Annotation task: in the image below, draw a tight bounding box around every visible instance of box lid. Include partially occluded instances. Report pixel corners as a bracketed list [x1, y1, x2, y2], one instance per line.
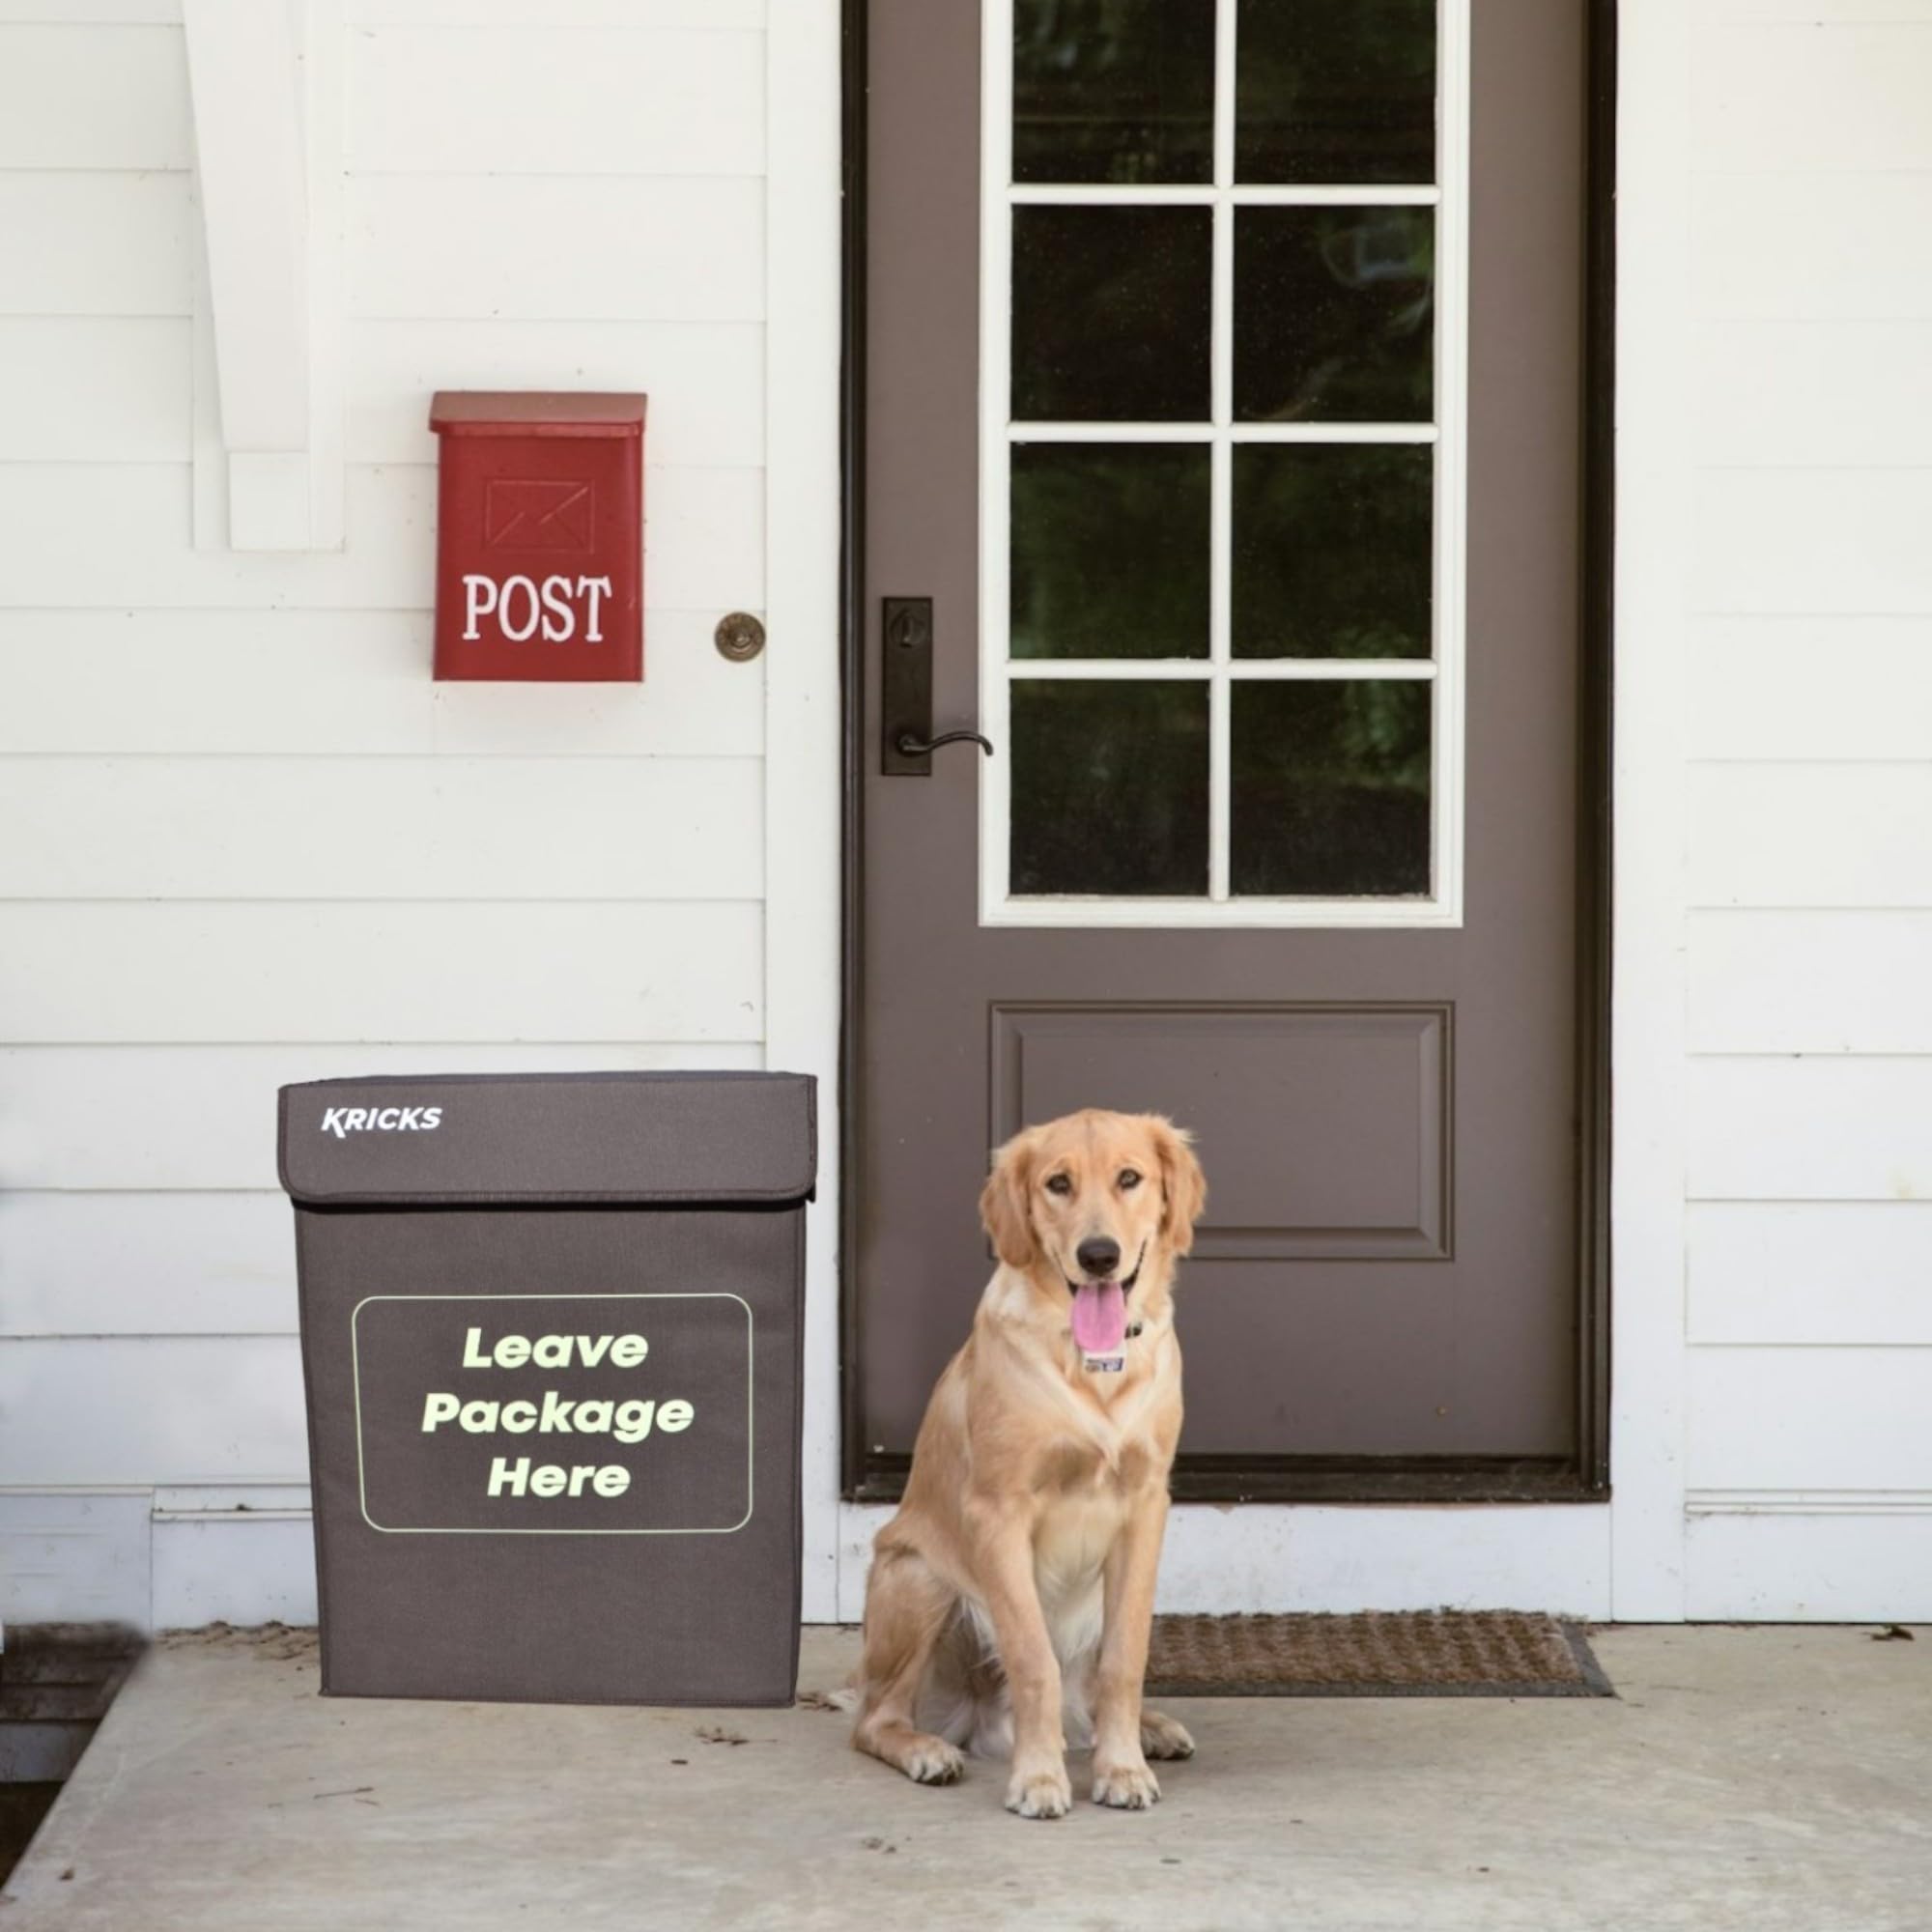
[428, 391, 647, 439]
[278, 1071, 814, 1207]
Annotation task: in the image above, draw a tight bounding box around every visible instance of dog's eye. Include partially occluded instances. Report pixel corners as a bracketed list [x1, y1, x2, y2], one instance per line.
[1119, 1169, 1142, 1190]
[1044, 1174, 1072, 1197]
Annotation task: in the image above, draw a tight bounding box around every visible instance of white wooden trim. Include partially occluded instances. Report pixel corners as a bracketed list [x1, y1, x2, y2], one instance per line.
[0, 1492, 154, 1632]
[1608, 0, 1693, 1620]
[183, 0, 308, 449]
[1684, 1513, 1932, 1624]
[1010, 185, 1441, 208]
[1005, 659, 1437, 681]
[1238, 422, 1440, 443]
[764, 0, 844, 1624]
[978, 0, 1468, 932]
[184, 0, 342, 551]
[1208, 0, 1235, 907]
[979, 3, 1016, 938]
[1008, 422, 1440, 443]
[979, 893, 1454, 932]
[839, 1500, 1610, 1621]
[304, 0, 346, 551]
[1687, 1490, 1932, 1518]
[1431, 0, 1469, 935]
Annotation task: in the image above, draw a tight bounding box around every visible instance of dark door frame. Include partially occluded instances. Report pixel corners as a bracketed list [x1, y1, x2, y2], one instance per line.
[838, 0, 1617, 1506]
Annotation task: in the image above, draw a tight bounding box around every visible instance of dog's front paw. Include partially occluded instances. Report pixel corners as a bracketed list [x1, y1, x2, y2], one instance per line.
[1005, 1763, 1073, 1820]
[1092, 1757, 1161, 1810]
[903, 1738, 965, 1785]
[1140, 1709, 1196, 1760]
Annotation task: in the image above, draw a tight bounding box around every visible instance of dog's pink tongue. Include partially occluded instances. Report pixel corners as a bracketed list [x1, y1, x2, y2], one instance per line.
[1071, 1280, 1127, 1355]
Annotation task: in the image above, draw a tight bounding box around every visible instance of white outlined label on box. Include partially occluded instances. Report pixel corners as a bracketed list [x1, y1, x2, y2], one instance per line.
[350, 1293, 753, 1536]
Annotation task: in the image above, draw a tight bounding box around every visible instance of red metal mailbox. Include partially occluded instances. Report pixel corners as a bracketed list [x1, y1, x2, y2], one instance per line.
[430, 391, 645, 682]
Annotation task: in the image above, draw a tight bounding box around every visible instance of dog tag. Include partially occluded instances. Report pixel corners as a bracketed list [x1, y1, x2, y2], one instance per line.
[1083, 1351, 1126, 1375]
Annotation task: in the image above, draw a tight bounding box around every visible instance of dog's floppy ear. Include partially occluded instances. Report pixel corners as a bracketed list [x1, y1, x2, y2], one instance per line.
[980, 1128, 1037, 1269]
[1151, 1118, 1206, 1257]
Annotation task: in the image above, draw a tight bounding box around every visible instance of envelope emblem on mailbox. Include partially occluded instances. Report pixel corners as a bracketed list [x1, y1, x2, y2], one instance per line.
[485, 478, 595, 552]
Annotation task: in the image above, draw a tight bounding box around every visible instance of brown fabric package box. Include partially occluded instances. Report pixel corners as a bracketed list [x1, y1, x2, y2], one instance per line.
[278, 1071, 815, 1707]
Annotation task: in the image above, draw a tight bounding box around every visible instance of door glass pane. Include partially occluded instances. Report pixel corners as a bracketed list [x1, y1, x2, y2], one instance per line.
[1012, 207, 1213, 421]
[1233, 444, 1433, 660]
[1235, 208, 1435, 424]
[1011, 679, 1209, 895]
[1011, 443, 1210, 659]
[1231, 680, 1432, 896]
[989, 0, 1464, 920]
[1013, 0, 1216, 185]
[1235, 0, 1437, 185]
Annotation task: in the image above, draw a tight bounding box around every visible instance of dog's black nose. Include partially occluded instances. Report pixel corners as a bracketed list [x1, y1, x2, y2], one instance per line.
[1075, 1236, 1122, 1279]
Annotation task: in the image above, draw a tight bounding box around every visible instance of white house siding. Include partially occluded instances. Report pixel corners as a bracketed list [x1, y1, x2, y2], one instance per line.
[5, 0, 1928, 1632]
[1675, 0, 1932, 1616]
[0, 0, 791, 1629]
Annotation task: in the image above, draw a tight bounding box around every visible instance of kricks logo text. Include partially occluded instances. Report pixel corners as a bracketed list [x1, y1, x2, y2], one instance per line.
[320, 1105, 443, 1139]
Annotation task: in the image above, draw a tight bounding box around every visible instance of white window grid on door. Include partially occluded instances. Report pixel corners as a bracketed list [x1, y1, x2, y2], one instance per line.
[978, 0, 1469, 929]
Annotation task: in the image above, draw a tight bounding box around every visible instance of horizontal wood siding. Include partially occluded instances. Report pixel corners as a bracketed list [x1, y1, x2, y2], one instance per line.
[0, 24, 187, 168]
[0, 1042, 763, 1191]
[1689, 1203, 1932, 1347]
[0, 317, 191, 462]
[342, 0, 765, 24]
[1683, 8, 1932, 1608]
[1690, 619, 1932, 760]
[0, 0, 776, 1595]
[348, 177, 764, 322]
[1690, 913, 1932, 1052]
[0, 611, 762, 756]
[0, 903, 763, 1043]
[1690, 1058, 1932, 1201]
[347, 27, 766, 177]
[347, 319, 764, 468]
[0, 465, 761, 610]
[0, 1338, 308, 1486]
[1690, 767, 1932, 908]
[1688, 1350, 1932, 1492]
[0, 757, 763, 899]
[0, 173, 193, 312]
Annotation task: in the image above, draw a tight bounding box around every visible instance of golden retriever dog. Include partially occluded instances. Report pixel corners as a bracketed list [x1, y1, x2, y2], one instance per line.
[850, 1109, 1205, 1818]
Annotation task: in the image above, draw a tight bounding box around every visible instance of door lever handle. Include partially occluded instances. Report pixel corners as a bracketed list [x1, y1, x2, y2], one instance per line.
[895, 729, 994, 758]
[882, 596, 991, 775]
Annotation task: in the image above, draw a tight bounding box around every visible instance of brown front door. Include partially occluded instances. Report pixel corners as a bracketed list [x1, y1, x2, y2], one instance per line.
[850, 0, 1605, 1501]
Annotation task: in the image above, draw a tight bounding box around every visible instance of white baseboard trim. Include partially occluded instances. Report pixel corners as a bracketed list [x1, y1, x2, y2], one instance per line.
[12, 1487, 1927, 1633]
[1687, 1489, 1932, 1518]
[0, 1491, 153, 1630]
[0, 1484, 318, 1633]
[837, 1500, 1616, 1623]
[152, 1510, 318, 1630]
[1687, 1512, 1932, 1621]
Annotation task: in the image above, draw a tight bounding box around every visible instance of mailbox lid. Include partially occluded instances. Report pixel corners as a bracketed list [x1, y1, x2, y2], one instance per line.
[279, 1071, 814, 1207]
[429, 391, 646, 439]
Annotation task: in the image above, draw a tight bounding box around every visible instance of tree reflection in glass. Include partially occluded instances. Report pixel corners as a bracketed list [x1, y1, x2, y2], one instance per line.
[1011, 443, 1211, 659]
[1232, 681, 1432, 897]
[1236, 0, 1436, 186]
[1236, 208, 1435, 424]
[1014, 0, 1217, 185]
[1011, 679, 1209, 895]
[1233, 445, 1433, 659]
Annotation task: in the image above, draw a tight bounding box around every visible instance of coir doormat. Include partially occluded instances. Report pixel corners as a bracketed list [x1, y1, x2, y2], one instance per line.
[1145, 1610, 1614, 1699]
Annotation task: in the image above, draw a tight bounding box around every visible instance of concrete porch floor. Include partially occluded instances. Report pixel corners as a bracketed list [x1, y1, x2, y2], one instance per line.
[2, 1624, 1926, 1931]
